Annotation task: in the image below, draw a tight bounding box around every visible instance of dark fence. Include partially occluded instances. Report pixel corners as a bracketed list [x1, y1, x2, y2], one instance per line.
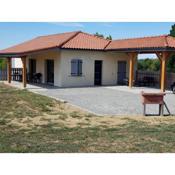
[135, 70, 160, 88]
[0, 69, 7, 80]
[0, 68, 23, 81]
[136, 70, 175, 89]
[11, 68, 22, 81]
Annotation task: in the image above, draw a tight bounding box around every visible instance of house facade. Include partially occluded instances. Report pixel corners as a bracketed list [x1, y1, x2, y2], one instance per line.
[0, 31, 174, 91]
[24, 49, 132, 87]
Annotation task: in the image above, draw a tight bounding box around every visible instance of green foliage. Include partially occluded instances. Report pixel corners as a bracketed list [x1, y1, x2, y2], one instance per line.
[167, 24, 175, 72]
[94, 32, 112, 40]
[106, 35, 112, 40]
[94, 32, 104, 38]
[167, 23, 175, 71]
[170, 24, 175, 37]
[166, 55, 175, 73]
[150, 59, 161, 71]
[138, 58, 160, 71]
[138, 57, 175, 72]
[0, 59, 7, 70]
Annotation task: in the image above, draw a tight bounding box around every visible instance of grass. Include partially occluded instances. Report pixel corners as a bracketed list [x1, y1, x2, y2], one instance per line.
[1, 83, 175, 152]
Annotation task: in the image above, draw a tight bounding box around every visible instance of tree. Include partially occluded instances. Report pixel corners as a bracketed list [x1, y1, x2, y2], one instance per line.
[170, 24, 175, 37]
[137, 58, 160, 71]
[94, 32, 104, 38]
[168, 24, 175, 72]
[94, 32, 112, 40]
[150, 59, 160, 71]
[106, 35, 112, 40]
[166, 55, 175, 73]
[0, 59, 6, 70]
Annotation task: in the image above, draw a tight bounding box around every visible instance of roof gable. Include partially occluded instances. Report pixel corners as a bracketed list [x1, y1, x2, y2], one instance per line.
[62, 32, 110, 50]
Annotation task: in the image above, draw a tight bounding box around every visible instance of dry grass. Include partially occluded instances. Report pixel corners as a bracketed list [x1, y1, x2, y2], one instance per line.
[1, 82, 175, 153]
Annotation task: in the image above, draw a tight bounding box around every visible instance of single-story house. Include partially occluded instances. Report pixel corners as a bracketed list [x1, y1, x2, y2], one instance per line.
[0, 31, 175, 91]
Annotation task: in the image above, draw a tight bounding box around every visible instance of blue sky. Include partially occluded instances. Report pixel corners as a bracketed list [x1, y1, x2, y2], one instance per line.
[0, 22, 174, 58]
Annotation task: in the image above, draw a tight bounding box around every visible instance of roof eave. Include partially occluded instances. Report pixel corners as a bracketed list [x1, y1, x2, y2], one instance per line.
[0, 47, 61, 57]
[105, 47, 175, 53]
[60, 48, 106, 51]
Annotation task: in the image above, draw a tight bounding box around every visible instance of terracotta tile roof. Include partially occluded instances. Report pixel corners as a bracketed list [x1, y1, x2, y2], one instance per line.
[0, 31, 80, 55]
[62, 32, 110, 50]
[1, 31, 175, 56]
[106, 35, 175, 50]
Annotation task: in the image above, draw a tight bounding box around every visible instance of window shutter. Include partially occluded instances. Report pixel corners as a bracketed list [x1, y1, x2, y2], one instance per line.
[78, 60, 82, 75]
[71, 59, 82, 76]
[71, 59, 78, 75]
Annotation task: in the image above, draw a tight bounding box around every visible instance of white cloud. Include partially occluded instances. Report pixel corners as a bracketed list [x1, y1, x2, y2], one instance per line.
[49, 22, 84, 28]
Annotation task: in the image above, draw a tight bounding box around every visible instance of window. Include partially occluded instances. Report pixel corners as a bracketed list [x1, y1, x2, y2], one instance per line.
[71, 59, 82, 76]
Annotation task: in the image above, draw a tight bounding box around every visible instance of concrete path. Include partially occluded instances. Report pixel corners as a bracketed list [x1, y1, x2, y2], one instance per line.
[7, 81, 175, 116]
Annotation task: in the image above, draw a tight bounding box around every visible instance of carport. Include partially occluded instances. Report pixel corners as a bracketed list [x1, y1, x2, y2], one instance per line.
[106, 35, 175, 92]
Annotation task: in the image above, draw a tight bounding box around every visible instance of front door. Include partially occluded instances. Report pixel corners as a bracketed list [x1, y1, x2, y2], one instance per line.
[29, 59, 36, 81]
[117, 61, 126, 85]
[94, 60, 102, 85]
[46, 60, 54, 84]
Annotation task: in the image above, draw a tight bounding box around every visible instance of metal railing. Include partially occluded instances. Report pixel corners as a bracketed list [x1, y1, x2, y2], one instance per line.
[136, 70, 175, 89]
[0, 68, 23, 81]
[0, 69, 7, 80]
[135, 70, 160, 88]
[11, 68, 22, 81]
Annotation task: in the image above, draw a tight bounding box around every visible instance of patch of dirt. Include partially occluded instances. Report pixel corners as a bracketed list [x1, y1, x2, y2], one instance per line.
[7, 95, 175, 130]
[16, 100, 39, 114]
[126, 116, 175, 125]
[8, 101, 129, 129]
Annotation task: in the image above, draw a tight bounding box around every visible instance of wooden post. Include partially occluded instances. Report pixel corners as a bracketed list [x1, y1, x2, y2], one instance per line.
[7, 57, 11, 83]
[159, 60, 162, 88]
[160, 53, 166, 92]
[156, 52, 162, 88]
[21, 56, 27, 88]
[128, 53, 137, 88]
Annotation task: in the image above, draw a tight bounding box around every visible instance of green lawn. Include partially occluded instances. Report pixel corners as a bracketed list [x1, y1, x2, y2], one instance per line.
[0, 83, 175, 152]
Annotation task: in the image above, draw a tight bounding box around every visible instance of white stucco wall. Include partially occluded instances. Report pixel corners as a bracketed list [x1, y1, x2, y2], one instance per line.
[25, 49, 137, 87]
[27, 49, 61, 86]
[59, 50, 129, 87]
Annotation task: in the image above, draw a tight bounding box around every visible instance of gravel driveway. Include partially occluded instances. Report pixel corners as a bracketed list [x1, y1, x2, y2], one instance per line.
[24, 84, 175, 116]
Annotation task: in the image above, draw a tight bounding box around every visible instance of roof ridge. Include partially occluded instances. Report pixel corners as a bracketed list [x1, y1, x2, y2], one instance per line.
[104, 40, 112, 49]
[80, 31, 110, 41]
[112, 34, 169, 42]
[37, 31, 82, 38]
[59, 31, 82, 48]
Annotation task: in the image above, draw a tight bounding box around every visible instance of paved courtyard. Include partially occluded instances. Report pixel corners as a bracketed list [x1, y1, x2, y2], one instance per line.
[8, 81, 175, 116]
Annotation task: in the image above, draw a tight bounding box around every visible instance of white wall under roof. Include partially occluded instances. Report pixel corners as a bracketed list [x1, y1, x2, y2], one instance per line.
[12, 58, 22, 68]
